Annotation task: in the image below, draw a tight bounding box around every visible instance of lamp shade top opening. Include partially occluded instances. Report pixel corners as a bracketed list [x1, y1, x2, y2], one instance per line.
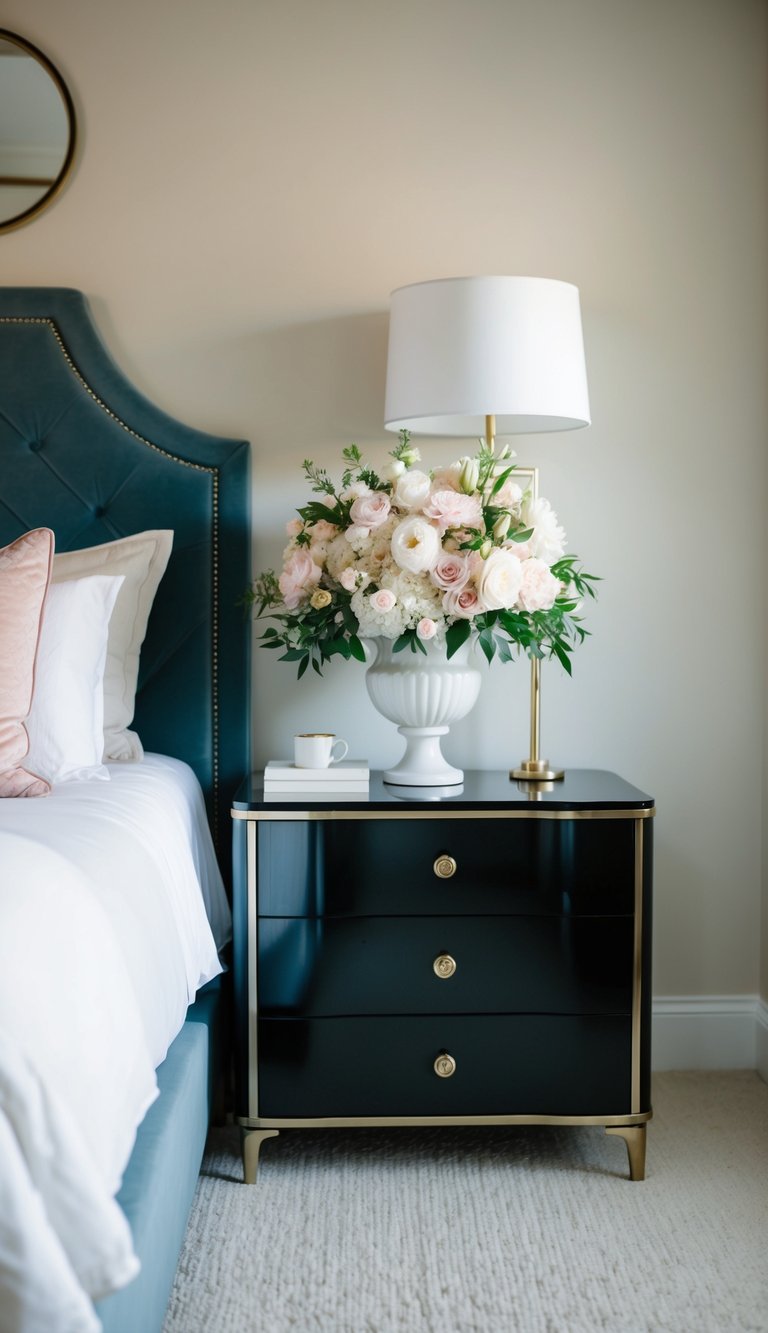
[384, 275, 591, 436]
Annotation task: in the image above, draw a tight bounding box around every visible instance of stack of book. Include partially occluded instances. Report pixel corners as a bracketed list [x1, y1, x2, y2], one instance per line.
[263, 759, 369, 798]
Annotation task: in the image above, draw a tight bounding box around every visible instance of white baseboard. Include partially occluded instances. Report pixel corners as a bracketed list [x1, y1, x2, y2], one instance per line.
[652, 995, 763, 1072]
[756, 1000, 768, 1082]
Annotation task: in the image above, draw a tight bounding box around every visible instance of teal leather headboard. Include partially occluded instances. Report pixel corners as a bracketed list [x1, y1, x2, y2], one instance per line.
[0, 288, 250, 884]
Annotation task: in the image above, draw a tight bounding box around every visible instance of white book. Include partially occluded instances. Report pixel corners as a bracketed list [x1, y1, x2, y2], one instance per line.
[263, 785, 370, 801]
[264, 780, 370, 793]
[264, 759, 369, 782]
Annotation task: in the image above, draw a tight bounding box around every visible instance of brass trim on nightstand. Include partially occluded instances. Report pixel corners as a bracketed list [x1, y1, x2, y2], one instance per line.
[631, 818, 644, 1114]
[238, 1111, 653, 1130]
[233, 806, 656, 823]
[246, 820, 260, 1119]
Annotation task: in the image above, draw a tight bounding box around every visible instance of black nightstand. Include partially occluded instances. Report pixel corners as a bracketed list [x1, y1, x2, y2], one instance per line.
[232, 770, 654, 1183]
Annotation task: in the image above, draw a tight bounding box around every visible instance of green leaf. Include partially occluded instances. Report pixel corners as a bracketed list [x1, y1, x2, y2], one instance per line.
[279, 648, 307, 662]
[323, 637, 349, 658]
[552, 640, 573, 674]
[445, 619, 471, 658]
[297, 655, 309, 680]
[414, 636, 428, 655]
[489, 465, 515, 498]
[478, 628, 497, 664]
[348, 634, 367, 663]
[393, 632, 412, 653]
[510, 526, 534, 544]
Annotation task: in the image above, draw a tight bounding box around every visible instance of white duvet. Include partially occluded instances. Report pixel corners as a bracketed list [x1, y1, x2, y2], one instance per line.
[0, 756, 231, 1333]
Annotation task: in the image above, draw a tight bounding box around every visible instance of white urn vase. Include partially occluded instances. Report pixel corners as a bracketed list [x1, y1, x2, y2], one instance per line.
[364, 637, 481, 786]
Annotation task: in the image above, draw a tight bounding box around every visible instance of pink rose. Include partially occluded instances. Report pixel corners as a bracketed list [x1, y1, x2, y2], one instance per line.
[310, 519, 338, 541]
[349, 491, 391, 529]
[369, 588, 397, 613]
[442, 585, 481, 619]
[416, 617, 438, 641]
[423, 489, 484, 532]
[285, 518, 303, 538]
[517, 558, 561, 612]
[278, 550, 322, 610]
[430, 551, 470, 592]
[339, 567, 358, 592]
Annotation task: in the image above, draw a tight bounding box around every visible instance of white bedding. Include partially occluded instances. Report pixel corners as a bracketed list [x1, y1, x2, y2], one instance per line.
[0, 756, 231, 1332]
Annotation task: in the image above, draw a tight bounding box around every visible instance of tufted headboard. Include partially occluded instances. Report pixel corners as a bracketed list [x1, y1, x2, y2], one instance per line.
[0, 287, 250, 885]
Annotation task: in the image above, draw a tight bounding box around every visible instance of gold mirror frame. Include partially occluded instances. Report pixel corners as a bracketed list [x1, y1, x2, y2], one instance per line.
[0, 29, 76, 235]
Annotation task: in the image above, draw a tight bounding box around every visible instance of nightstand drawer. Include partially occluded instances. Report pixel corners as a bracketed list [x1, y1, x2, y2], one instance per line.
[258, 914, 633, 1017]
[257, 1014, 633, 1117]
[257, 818, 636, 917]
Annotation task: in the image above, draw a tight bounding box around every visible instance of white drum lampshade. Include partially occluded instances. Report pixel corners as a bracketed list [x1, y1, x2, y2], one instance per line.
[384, 275, 590, 437]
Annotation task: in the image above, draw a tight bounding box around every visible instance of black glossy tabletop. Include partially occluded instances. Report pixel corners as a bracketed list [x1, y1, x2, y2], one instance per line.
[233, 769, 654, 813]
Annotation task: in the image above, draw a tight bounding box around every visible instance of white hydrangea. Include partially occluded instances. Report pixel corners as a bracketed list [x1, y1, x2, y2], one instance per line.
[351, 587, 407, 640]
[378, 569, 446, 633]
[521, 495, 567, 565]
[325, 533, 358, 580]
[346, 526, 374, 555]
[341, 480, 372, 502]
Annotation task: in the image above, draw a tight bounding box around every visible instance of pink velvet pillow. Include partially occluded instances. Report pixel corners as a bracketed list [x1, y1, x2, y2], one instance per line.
[0, 528, 55, 797]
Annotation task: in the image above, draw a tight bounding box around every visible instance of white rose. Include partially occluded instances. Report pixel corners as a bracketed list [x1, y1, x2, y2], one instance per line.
[380, 459, 405, 483]
[393, 468, 432, 511]
[390, 515, 441, 574]
[475, 547, 524, 611]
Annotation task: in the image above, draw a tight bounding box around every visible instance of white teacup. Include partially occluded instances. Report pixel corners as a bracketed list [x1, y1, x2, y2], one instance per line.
[294, 733, 349, 769]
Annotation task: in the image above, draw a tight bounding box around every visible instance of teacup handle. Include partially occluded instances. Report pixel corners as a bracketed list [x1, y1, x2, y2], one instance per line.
[330, 738, 348, 764]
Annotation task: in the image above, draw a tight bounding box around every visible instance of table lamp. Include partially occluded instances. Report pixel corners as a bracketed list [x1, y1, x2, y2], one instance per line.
[384, 274, 591, 781]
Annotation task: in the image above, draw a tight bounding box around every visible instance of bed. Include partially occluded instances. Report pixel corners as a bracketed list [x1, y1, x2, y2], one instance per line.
[0, 287, 250, 1333]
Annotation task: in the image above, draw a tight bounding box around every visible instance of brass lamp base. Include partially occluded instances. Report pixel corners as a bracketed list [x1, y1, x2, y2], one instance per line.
[510, 758, 564, 782]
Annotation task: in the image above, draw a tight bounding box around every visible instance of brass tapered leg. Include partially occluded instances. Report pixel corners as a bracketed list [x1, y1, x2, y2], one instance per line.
[606, 1125, 647, 1181]
[241, 1128, 280, 1184]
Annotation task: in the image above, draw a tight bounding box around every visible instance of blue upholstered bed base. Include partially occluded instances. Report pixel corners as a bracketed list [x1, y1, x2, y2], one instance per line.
[95, 980, 221, 1333]
[0, 288, 250, 1332]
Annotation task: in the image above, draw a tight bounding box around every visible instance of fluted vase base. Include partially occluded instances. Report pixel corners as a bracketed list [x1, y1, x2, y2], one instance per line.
[383, 726, 464, 787]
[364, 638, 481, 788]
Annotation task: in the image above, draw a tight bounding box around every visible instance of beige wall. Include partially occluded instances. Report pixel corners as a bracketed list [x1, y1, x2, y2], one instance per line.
[2, 0, 766, 998]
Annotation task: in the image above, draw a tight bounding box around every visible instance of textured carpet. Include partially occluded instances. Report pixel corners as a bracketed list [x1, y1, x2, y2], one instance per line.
[163, 1072, 768, 1333]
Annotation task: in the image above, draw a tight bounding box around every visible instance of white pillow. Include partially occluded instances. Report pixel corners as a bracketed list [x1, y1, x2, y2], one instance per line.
[52, 531, 173, 761]
[26, 575, 124, 783]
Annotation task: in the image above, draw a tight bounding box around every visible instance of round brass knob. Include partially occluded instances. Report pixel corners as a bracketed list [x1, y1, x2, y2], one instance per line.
[433, 854, 457, 879]
[434, 1052, 457, 1078]
[433, 953, 457, 979]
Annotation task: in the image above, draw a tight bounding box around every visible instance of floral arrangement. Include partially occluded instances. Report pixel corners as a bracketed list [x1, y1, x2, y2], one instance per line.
[247, 431, 598, 679]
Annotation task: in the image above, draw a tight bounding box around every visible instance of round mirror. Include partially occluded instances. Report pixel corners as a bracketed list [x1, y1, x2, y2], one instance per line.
[0, 30, 76, 234]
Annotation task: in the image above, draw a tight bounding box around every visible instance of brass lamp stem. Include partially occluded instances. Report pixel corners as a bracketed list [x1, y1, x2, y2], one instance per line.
[511, 657, 564, 782]
[530, 656, 541, 763]
[485, 414, 496, 452]
[509, 658, 565, 778]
